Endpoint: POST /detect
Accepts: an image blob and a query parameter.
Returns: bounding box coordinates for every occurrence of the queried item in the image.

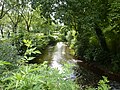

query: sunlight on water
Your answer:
[50,42,77,73]
[51,42,66,72]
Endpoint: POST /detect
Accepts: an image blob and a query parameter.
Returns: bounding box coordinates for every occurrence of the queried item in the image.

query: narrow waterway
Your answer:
[37,42,74,70]
[37,42,120,89]
[36,42,99,87]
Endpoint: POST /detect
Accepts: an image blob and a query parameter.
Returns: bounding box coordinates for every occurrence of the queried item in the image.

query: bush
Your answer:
[84,46,111,65]
[73,33,90,58]
[0,40,21,75]
[0,40,20,64]
[11,32,57,55]
[111,54,120,72]
[86,76,111,90]
[47,35,57,45]
[97,76,111,90]
[1,62,79,90]
[11,32,30,55]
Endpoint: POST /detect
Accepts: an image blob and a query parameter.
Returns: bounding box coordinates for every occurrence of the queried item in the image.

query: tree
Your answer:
[32,0,120,65]
[0,0,27,37]
[32,0,110,51]
[7,9,21,34]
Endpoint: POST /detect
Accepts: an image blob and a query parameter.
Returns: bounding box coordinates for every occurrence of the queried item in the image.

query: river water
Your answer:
[37,42,120,89]
[38,42,74,69]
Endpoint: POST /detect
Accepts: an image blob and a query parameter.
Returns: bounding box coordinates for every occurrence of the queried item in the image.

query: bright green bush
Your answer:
[97,76,111,90]
[1,62,79,90]
[21,39,41,63]
[86,76,111,90]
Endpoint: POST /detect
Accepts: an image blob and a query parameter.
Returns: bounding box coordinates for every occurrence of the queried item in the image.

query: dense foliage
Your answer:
[31,0,120,72]
[0,0,118,89]
[0,62,79,90]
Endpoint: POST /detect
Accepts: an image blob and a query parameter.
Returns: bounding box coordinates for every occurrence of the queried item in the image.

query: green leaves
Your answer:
[22,39,41,62]
[1,62,79,90]
[97,76,111,90]
[0,61,11,66]
[86,76,111,90]
[23,56,35,61]
[25,47,41,55]
[23,39,32,47]
[0,40,20,64]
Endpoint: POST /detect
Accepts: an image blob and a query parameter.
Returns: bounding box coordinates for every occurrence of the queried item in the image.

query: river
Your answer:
[36,42,120,89]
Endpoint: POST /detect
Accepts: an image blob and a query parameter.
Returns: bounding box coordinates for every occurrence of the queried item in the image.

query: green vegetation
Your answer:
[0,61,79,90]
[86,76,111,90]
[0,0,119,89]
[32,0,120,72]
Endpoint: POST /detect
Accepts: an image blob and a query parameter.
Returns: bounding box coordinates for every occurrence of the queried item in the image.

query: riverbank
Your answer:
[74,59,120,82]
[74,58,120,89]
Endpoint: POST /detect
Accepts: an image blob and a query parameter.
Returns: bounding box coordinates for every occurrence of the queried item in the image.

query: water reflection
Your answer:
[38,42,74,71]
[51,42,71,71]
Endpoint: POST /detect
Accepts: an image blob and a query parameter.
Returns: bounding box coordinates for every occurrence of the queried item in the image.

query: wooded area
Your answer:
[0,0,120,89]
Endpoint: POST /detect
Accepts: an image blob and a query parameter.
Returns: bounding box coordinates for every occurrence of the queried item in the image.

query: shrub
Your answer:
[11,32,57,55]
[1,62,79,90]
[11,32,30,55]
[21,39,41,63]
[84,46,111,65]
[97,76,111,90]
[111,54,120,72]
[0,40,20,64]
[86,76,111,90]
[0,40,21,76]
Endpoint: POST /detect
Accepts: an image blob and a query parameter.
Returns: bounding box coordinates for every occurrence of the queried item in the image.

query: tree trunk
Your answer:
[13,24,17,34]
[0,25,4,38]
[7,30,10,38]
[94,24,109,52]
[26,24,30,32]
